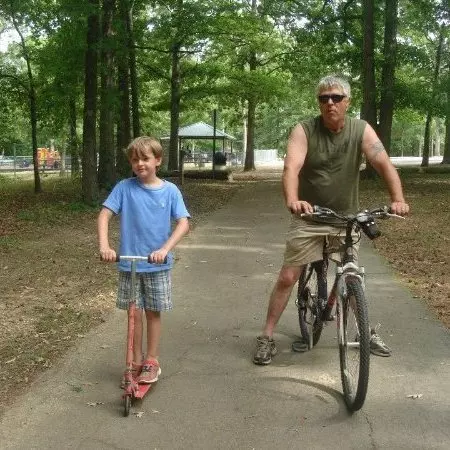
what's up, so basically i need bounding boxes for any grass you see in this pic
[359,170,450,326]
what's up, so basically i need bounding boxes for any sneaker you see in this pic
[369,324,392,357]
[137,359,161,384]
[253,335,277,365]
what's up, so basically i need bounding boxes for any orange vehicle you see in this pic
[38,147,61,169]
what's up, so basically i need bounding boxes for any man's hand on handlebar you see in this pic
[288,200,314,215]
[99,246,117,262]
[389,201,410,217]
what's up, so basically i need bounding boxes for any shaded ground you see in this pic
[0,168,448,416]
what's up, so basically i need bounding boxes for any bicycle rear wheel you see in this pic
[337,277,370,412]
[297,261,326,349]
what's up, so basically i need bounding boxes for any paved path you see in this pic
[1,180,449,449]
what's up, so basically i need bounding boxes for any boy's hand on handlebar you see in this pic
[99,247,117,262]
[390,201,410,217]
[288,200,314,215]
[149,248,168,264]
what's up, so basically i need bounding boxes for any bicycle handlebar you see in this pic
[301,205,405,221]
[300,205,404,240]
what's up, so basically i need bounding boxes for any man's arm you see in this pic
[282,124,313,214]
[361,124,410,216]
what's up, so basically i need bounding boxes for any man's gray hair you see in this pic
[317,75,351,98]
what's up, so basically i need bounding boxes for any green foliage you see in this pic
[0,0,448,176]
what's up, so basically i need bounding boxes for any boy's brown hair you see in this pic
[126,136,163,161]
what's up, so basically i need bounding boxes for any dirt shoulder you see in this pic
[0,169,448,416]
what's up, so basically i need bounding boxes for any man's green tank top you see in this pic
[299,116,367,214]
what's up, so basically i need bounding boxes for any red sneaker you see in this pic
[137,360,161,384]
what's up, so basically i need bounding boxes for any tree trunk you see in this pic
[127,3,140,138]
[29,81,41,193]
[69,97,80,175]
[168,43,181,171]
[421,25,444,167]
[361,0,377,128]
[82,0,100,204]
[11,14,42,193]
[442,114,450,164]
[422,114,432,167]
[378,0,398,153]
[361,0,378,178]
[98,0,116,190]
[244,0,258,172]
[116,0,132,179]
[244,94,256,171]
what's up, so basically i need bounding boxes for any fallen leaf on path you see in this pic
[406,394,423,399]
[134,411,144,418]
[87,401,104,407]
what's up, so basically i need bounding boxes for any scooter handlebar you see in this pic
[115,255,168,264]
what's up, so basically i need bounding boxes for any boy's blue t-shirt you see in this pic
[103,178,190,272]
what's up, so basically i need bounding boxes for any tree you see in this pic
[82,0,100,204]
[98,0,117,190]
[0,0,41,192]
[421,25,445,167]
[378,0,398,152]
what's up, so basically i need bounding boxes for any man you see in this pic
[253,75,410,365]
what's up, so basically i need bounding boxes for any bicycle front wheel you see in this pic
[337,277,370,412]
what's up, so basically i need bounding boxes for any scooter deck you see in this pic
[122,380,153,399]
[134,382,153,399]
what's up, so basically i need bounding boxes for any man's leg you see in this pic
[253,265,303,365]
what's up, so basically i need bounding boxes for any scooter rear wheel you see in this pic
[123,395,131,417]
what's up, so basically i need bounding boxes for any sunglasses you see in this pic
[318,94,347,104]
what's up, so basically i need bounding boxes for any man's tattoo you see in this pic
[368,140,386,161]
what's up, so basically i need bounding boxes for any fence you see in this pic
[0,155,75,174]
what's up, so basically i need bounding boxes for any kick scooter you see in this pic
[117,255,155,417]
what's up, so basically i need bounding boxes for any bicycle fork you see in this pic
[335,265,365,347]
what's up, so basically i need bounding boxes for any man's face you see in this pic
[318,86,350,125]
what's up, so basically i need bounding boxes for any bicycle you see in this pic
[295,205,403,412]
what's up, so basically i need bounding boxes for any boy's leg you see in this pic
[144,310,161,361]
[138,311,162,383]
[132,308,144,365]
[137,270,171,384]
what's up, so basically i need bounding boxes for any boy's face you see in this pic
[129,150,161,182]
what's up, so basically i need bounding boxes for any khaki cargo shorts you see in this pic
[283,215,359,267]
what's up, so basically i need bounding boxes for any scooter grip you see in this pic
[147,255,168,264]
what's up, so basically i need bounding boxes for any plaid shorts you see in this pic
[117,270,172,312]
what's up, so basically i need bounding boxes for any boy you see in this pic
[98,136,190,384]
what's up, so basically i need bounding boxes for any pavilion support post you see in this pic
[212,109,217,178]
